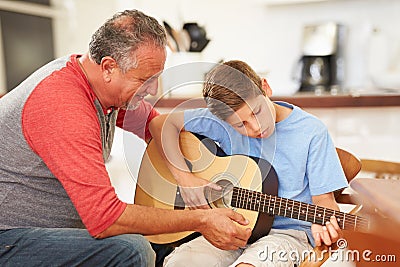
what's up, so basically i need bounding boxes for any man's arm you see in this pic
[95,203,251,250]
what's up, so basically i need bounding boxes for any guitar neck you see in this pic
[231,187,368,232]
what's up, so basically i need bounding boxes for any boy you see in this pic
[149,60,347,266]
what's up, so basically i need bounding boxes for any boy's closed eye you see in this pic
[253,107,262,115]
[232,121,245,128]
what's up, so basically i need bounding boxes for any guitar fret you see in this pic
[263,193,267,212]
[247,189,250,210]
[342,213,346,229]
[255,193,261,211]
[249,190,253,211]
[354,215,357,231]
[235,189,239,209]
[313,205,317,224]
[256,192,261,211]
[243,188,247,210]
[304,204,308,222]
[230,187,367,233]
[278,197,282,216]
[253,192,256,210]
[298,202,301,220]
[269,195,273,214]
[247,190,251,210]
[239,188,244,209]
[314,206,324,225]
[290,199,294,218]
[284,198,288,217]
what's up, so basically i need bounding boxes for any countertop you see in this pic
[147,92,400,109]
[2,91,399,109]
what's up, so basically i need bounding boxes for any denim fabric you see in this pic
[0,228,172,267]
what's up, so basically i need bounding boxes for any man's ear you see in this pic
[100,56,118,82]
[261,78,272,97]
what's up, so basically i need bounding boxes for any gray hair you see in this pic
[89,9,166,72]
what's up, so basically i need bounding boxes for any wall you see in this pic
[1,0,398,162]
[2,0,399,95]
[51,0,119,56]
[304,107,400,162]
[48,0,400,162]
[51,0,400,96]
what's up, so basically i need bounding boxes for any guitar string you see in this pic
[231,190,369,230]
[231,192,369,231]
[231,187,369,229]
[232,188,368,227]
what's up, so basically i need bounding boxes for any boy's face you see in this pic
[225,95,276,138]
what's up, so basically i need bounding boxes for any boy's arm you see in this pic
[311,192,342,247]
[149,113,220,209]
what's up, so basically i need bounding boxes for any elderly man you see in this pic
[0,9,250,266]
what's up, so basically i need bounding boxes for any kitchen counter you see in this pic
[147,92,400,109]
[2,92,399,109]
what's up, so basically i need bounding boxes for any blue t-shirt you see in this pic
[184,101,348,245]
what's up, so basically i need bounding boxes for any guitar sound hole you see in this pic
[204,179,234,209]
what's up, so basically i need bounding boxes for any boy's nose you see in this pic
[248,117,261,134]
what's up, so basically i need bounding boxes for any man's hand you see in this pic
[312,216,342,247]
[198,208,252,250]
[178,173,221,209]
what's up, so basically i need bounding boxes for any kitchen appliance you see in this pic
[183,23,210,52]
[298,22,345,93]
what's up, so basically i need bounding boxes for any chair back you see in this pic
[334,147,361,202]
[360,159,400,180]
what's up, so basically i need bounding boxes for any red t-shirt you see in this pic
[22,55,158,235]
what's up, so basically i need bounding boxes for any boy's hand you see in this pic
[177,173,221,209]
[311,216,342,247]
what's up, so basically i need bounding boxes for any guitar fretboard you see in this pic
[231,187,369,231]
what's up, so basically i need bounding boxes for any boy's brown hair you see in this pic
[203,60,266,120]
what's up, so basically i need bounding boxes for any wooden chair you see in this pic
[300,147,362,267]
[359,159,400,180]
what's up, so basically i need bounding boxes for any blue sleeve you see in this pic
[183,108,232,153]
[306,125,349,196]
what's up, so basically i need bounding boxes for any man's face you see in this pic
[224,95,276,138]
[110,45,166,110]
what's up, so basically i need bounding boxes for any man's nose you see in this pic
[146,80,159,96]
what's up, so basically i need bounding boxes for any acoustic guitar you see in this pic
[135,132,368,244]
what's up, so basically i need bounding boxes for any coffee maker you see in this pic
[298,22,345,93]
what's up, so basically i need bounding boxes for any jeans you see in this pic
[0,228,173,267]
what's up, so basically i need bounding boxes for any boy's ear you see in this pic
[261,78,272,97]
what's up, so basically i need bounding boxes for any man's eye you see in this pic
[254,108,261,115]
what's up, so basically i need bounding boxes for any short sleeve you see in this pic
[117,100,160,141]
[184,108,233,153]
[306,126,348,196]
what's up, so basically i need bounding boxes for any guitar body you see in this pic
[135,131,278,244]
